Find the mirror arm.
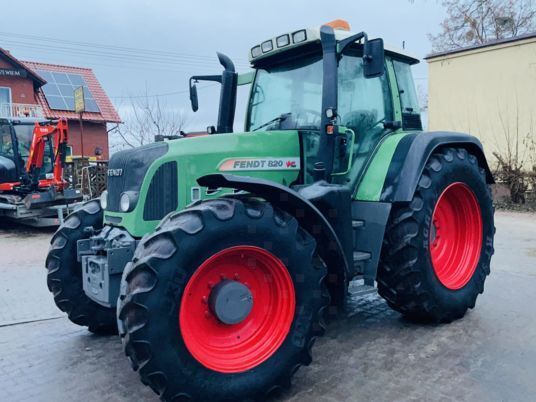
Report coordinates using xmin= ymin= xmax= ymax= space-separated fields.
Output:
xmin=189 ymin=75 xmax=222 ymax=85
xmin=337 ymin=31 xmax=368 ymax=58
xmin=188 ymin=75 xmax=222 ymax=113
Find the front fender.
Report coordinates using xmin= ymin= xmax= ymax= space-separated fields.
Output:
xmin=197 ymin=173 xmax=349 ymax=307
xmin=380 ymin=131 xmax=494 ymax=203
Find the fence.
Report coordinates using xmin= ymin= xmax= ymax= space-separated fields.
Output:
xmin=64 ymin=158 xmax=108 ymax=199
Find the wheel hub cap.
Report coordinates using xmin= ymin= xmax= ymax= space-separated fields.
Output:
xmin=209 ymin=280 xmax=253 ymax=325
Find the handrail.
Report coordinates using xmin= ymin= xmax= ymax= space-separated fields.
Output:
xmin=0 ymin=103 xmax=44 ymax=118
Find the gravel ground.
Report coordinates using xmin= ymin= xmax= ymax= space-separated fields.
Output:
xmin=0 ymin=210 xmax=535 ymax=402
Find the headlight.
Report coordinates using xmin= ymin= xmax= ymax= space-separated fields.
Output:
xmin=251 ymin=45 xmax=262 ymax=58
xmin=261 ymin=40 xmax=273 ymax=53
xmin=120 ymin=193 xmax=131 ymax=212
xmin=100 ymin=190 xmax=108 ymax=210
xmin=276 ymin=34 xmax=290 ymax=48
xmin=292 ymin=29 xmax=307 ymax=44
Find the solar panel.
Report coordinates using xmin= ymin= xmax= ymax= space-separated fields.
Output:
xmin=38 ymin=70 xmax=100 ymax=113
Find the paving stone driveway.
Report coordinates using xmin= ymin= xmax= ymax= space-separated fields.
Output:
xmin=0 ymin=211 xmax=535 ymax=402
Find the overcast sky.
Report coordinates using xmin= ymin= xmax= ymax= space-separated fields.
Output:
xmin=2 ymin=0 xmax=445 ymax=131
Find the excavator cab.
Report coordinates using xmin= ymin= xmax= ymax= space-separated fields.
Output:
xmin=0 ymin=119 xmax=54 ymax=186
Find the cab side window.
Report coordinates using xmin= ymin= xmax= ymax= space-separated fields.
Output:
xmin=0 ymin=125 xmax=14 ymax=159
xmin=393 ymin=60 xmax=422 ymax=130
xmin=338 ymin=55 xmax=393 ymax=135
xmin=336 ymin=54 xmax=394 ymax=186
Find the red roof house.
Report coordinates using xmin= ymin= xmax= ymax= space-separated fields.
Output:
xmin=0 ymin=47 xmax=120 ymax=159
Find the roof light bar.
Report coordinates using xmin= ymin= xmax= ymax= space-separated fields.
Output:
xmin=249 ymin=28 xmax=312 ymax=61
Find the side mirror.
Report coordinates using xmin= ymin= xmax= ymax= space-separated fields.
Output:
xmin=189 ymin=81 xmax=199 ymax=112
xmin=363 ymin=38 xmax=385 ymax=78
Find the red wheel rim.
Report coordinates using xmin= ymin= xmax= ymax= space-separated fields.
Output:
xmin=179 ymin=246 xmax=295 ymax=373
xmin=430 ymin=182 xmax=483 ymax=290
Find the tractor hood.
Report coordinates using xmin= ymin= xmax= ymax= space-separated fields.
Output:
xmin=104 ymin=130 xmax=301 ymax=237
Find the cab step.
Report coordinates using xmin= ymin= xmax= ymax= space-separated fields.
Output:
xmin=353 ymin=251 xmax=371 ymax=262
xmin=352 ymin=251 xmax=372 ymax=278
xmin=348 ymin=277 xmax=376 ymax=297
xmin=345 ymin=277 xmax=377 ymax=316
xmin=352 ymin=219 xmax=365 ymax=228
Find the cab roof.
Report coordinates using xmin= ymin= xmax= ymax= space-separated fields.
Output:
xmin=249 ymin=23 xmax=420 ymax=66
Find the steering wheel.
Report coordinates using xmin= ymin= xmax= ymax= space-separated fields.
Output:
xmin=296 ymin=109 xmax=322 ymax=128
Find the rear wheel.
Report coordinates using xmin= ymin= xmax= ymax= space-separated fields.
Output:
xmin=117 ymin=198 xmax=328 ymax=401
xmin=45 ymin=200 xmax=117 ymax=333
xmin=377 ymin=148 xmax=494 ymax=323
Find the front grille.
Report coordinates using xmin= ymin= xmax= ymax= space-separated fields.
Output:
xmin=143 ymin=161 xmax=178 ymax=221
xmin=106 ymin=142 xmax=168 ymax=212
xmin=402 ymin=113 xmax=423 ymax=131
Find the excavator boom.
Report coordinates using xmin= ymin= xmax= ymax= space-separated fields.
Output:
xmin=25 ymin=118 xmax=69 ymax=191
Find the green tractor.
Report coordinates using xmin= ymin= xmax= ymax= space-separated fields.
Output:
xmin=46 ymin=20 xmax=495 ymax=401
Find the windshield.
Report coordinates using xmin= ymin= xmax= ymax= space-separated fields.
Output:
xmin=0 ymin=123 xmax=53 ymax=173
xmin=247 ymin=51 xmax=393 ymax=134
xmin=13 ymin=125 xmax=34 ymax=159
xmin=248 ymin=54 xmax=323 ymax=131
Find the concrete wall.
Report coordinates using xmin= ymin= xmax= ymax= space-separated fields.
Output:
xmin=427 ymin=36 xmax=536 ymax=169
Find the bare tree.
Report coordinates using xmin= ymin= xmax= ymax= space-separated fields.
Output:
xmin=110 ymin=91 xmax=190 ymax=151
xmin=492 ymin=105 xmax=536 ymax=203
xmin=429 ymin=0 xmax=536 ymax=51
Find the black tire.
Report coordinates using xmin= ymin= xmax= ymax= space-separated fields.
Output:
xmin=117 ymin=198 xmax=328 ymax=402
xmin=46 ymin=200 xmax=117 ymax=334
xmin=377 ymin=147 xmax=495 ymax=323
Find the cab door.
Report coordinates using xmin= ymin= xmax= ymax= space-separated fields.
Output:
xmin=333 ymin=51 xmax=395 ymax=190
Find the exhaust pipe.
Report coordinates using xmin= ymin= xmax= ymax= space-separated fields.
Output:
xmin=216 ymin=52 xmax=237 ymax=134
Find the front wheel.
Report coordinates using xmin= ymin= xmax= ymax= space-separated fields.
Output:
xmin=117 ymin=198 xmax=328 ymax=401
xmin=46 ymin=200 xmax=117 ymax=333
xmin=377 ymin=147 xmax=495 ymax=323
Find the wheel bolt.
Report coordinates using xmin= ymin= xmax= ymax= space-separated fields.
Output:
xmin=201 ymin=296 xmax=208 ymax=304
xmin=208 ymin=281 xmax=214 ymax=289
xmin=234 ymin=273 xmax=240 ymax=280
xmin=204 ymin=310 xmax=210 ymax=319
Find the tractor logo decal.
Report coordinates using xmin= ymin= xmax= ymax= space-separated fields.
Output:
xmin=107 ymin=168 xmax=124 ymax=177
xmin=219 ymin=157 xmax=301 ymax=171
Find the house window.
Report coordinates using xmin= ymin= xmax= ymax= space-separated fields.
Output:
xmin=0 ymin=87 xmax=12 ymax=116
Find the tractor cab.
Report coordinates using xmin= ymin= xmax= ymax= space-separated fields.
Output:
xmin=191 ymin=20 xmax=422 ymax=189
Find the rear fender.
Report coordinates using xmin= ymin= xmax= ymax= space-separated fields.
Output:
xmin=380 ymin=131 xmax=494 ymax=202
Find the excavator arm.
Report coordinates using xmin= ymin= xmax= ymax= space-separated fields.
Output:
xmin=25 ymin=118 xmax=69 ymax=191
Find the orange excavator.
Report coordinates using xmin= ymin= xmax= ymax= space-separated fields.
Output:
xmin=0 ymin=117 xmax=82 ymax=226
